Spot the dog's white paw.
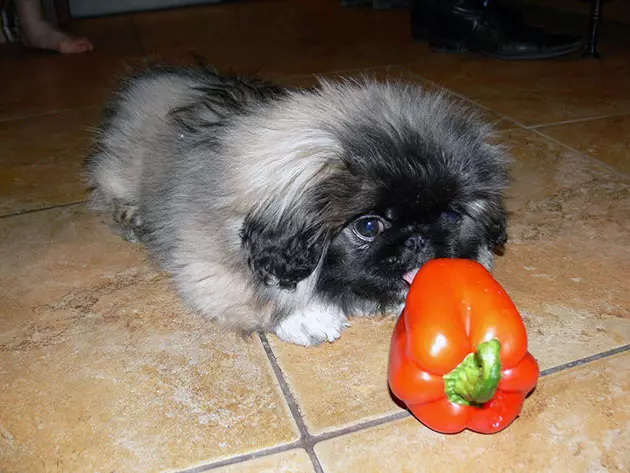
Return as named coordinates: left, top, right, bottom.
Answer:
left=274, top=303, right=349, bottom=347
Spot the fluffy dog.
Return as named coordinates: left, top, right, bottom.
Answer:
left=85, top=64, right=509, bottom=346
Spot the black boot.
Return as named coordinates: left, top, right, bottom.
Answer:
left=411, top=0, right=584, bottom=60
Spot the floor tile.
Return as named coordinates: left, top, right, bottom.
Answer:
left=0, top=206, right=298, bottom=473
left=1, top=1, right=629, bottom=471
left=267, top=127, right=630, bottom=437
left=395, top=66, right=520, bottom=131
left=0, top=62, right=518, bottom=218
left=493, top=129, right=630, bottom=368
left=0, top=107, right=99, bottom=216
left=535, top=114, right=630, bottom=176
left=0, top=15, right=144, bottom=121
left=277, top=66, right=519, bottom=131
left=314, top=351, right=630, bottom=473
left=268, top=317, right=400, bottom=436
left=208, top=449, right=314, bottom=473
left=133, top=1, right=429, bottom=77
left=404, top=17, right=630, bottom=127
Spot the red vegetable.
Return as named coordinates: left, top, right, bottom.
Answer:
left=388, top=259, right=540, bottom=434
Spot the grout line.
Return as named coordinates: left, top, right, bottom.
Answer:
left=300, top=411, right=412, bottom=473
left=187, top=412, right=413, bottom=472
left=283, top=64, right=630, bottom=140
left=176, top=441, right=301, bottom=473
left=174, top=337, right=629, bottom=473
left=309, top=411, right=411, bottom=444
left=196, top=332, right=413, bottom=472
left=0, top=201, right=85, bottom=219
left=527, top=111, right=630, bottom=130
left=540, top=343, right=630, bottom=377
left=258, top=334, right=324, bottom=472
left=11, top=61, right=622, bottom=471
left=402, top=65, right=630, bottom=181
left=399, top=66, right=530, bottom=129
left=399, top=65, right=630, bottom=135
left=258, top=334, right=311, bottom=438
left=306, top=448, right=325, bottom=473
left=527, top=126, right=630, bottom=179
left=0, top=105, right=99, bottom=125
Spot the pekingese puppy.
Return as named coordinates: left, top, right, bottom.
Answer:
left=85, top=63, right=509, bottom=346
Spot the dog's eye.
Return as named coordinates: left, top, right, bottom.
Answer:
left=353, top=216, right=385, bottom=240
left=441, top=211, right=461, bottom=222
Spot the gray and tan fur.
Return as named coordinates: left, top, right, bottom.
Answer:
left=86, top=63, right=509, bottom=346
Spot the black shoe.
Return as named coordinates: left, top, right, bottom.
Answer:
left=411, top=0, right=584, bottom=60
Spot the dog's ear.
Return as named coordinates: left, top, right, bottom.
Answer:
left=240, top=215, right=327, bottom=290
left=489, top=206, right=508, bottom=254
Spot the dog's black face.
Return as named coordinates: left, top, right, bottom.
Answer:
left=239, top=83, right=509, bottom=321
left=315, top=120, right=508, bottom=315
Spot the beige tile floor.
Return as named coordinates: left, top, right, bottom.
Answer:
left=1, top=1, right=629, bottom=472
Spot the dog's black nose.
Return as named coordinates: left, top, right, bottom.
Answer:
left=405, top=235, right=426, bottom=252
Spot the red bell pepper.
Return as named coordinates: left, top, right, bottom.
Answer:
left=388, top=259, right=540, bottom=434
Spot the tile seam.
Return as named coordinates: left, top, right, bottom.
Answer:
left=400, top=66, right=630, bottom=180
left=182, top=341, right=630, bottom=472
left=0, top=201, right=85, bottom=219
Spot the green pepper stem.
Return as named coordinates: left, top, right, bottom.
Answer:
left=443, top=339, right=502, bottom=407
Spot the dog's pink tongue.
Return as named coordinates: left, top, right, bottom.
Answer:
left=403, top=268, right=420, bottom=285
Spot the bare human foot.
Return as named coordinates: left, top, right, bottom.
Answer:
left=20, top=19, right=93, bottom=54
left=15, top=0, right=93, bottom=54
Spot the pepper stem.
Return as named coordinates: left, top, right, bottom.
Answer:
left=443, top=339, right=502, bottom=406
